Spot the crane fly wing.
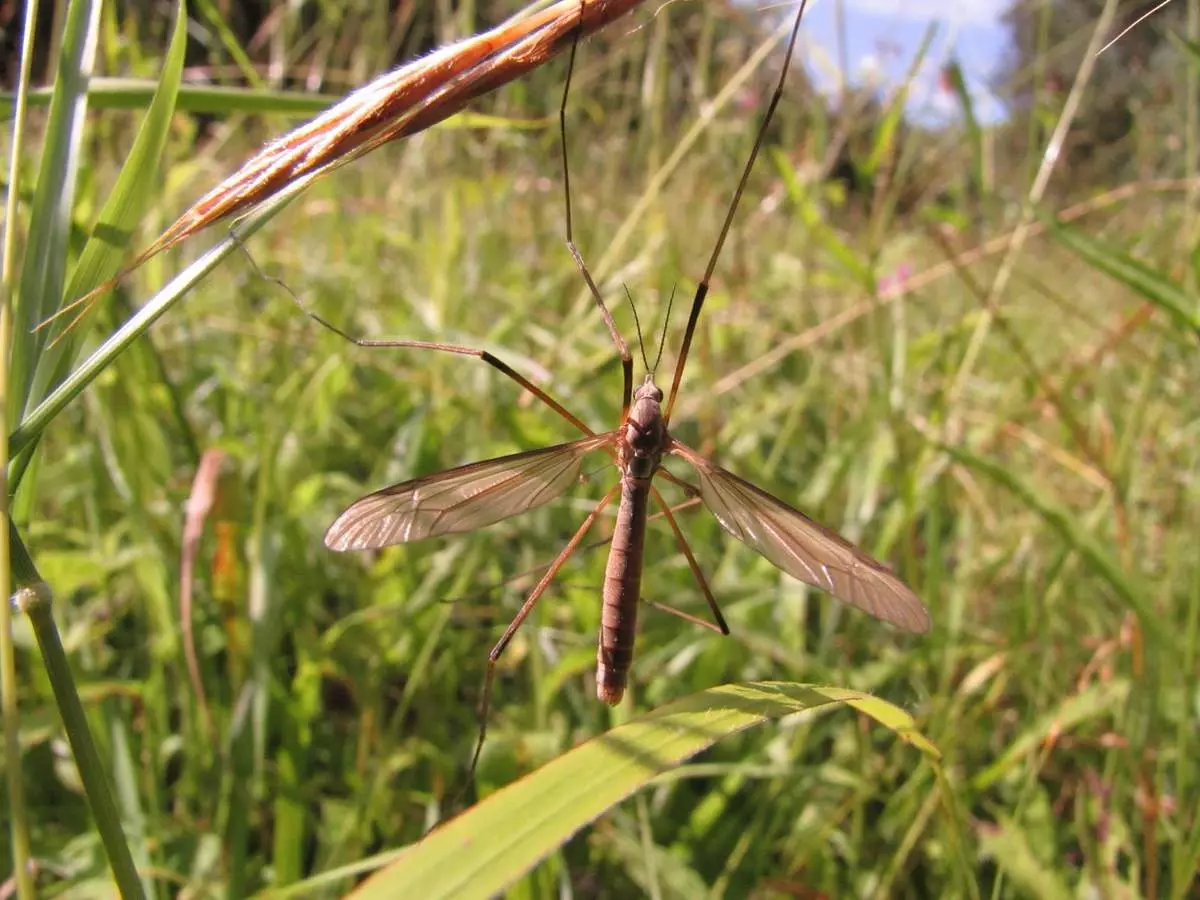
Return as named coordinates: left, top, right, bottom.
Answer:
left=326, top=433, right=616, bottom=551
left=669, top=440, right=930, bottom=633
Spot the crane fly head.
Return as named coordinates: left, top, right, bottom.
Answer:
left=635, top=373, right=663, bottom=404
left=624, top=374, right=667, bottom=480
left=628, top=374, right=664, bottom=439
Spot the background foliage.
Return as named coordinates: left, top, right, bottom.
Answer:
left=3, top=0, right=1198, bottom=897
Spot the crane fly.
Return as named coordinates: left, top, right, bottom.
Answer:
left=312, top=0, right=929, bottom=770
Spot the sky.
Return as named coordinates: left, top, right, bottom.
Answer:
left=791, top=0, right=1012, bottom=122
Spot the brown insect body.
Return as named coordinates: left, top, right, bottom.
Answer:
left=598, top=376, right=667, bottom=704
left=311, top=0, right=924, bottom=776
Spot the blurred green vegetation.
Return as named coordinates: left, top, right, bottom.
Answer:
left=4, top=0, right=1199, bottom=897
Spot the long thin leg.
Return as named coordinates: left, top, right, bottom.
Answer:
left=461, top=494, right=702, bottom=602
left=308, top=306, right=595, bottom=437
left=650, top=485, right=729, bottom=634
left=254, top=244, right=597, bottom=439
left=560, top=0, right=634, bottom=417
left=658, top=467, right=701, bottom=498
left=644, top=598, right=725, bottom=635
left=468, top=482, right=620, bottom=778
left=664, top=0, right=810, bottom=422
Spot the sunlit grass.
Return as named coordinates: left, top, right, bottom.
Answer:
left=6, top=1, right=1199, bottom=897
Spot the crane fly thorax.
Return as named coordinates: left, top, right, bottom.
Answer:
left=621, top=376, right=667, bottom=482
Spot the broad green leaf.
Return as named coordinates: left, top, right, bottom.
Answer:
left=349, top=682, right=938, bottom=900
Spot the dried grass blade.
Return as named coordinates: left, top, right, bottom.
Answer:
left=56, top=0, right=646, bottom=324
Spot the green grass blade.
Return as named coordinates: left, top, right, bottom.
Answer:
left=0, top=80, right=552, bottom=124
left=978, top=816, right=1073, bottom=900
left=942, top=58, right=984, bottom=200
left=971, top=678, right=1130, bottom=790
left=109, top=711, right=158, bottom=899
left=938, top=440, right=1171, bottom=655
left=9, top=0, right=100, bottom=420
left=1036, top=209, right=1200, bottom=337
left=29, top=0, right=188, bottom=413
left=0, top=0, right=44, bottom=892
left=1167, top=32, right=1200, bottom=70
left=17, top=585, right=145, bottom=899
left=349, top=682, right=939, bottom=900
left=863, top=89, right=908, bottom=179
left=8, top=191, right=292, bottom=457
left=0, top=80, right=340, bottom=114
left=192, top=0, right=266, bottom=88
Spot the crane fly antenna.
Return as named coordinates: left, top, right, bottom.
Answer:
left=650, top=283, right=676, bottom=375
left=624, top=284, right=653, bottom=372
left=663, top=0, right=810, bottom=422
left=561, top=0, right=634, bottom=416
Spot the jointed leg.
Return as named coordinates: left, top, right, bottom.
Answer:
left=644, top=598, right=726, bottom=635
left=658, top=467, right=702, bottom=498
left=488, top=494, right=703, bottom=595
left=650, top=485, right=729, bottom=635
left=560, top=0, right=634, bottom=416
left=468, top=482, right=619, bottom=778
left=255, top=244, right=596, bottom=439
left=664, top=0, right=811, bottom=421
left=304, top=305, right=594, bottom=437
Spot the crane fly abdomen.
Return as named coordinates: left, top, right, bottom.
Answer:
left=598, top=473, right=652, bottom=704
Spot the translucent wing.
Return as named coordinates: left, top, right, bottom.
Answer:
left=670, top=440, right=930, bottom=633
left=326, top=433, right=616, bottom=551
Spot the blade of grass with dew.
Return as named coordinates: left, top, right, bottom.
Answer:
left=347, top=683, right=939, bottom=900
left=1035, top=209, right=1200, bottom=337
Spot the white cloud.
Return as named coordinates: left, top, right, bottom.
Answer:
left=842, top=0, right=1006, bottom=27
left=857, top=53, right=885, bottom=86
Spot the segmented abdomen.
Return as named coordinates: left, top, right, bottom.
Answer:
left=597, top=476, right=649, bottom=705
